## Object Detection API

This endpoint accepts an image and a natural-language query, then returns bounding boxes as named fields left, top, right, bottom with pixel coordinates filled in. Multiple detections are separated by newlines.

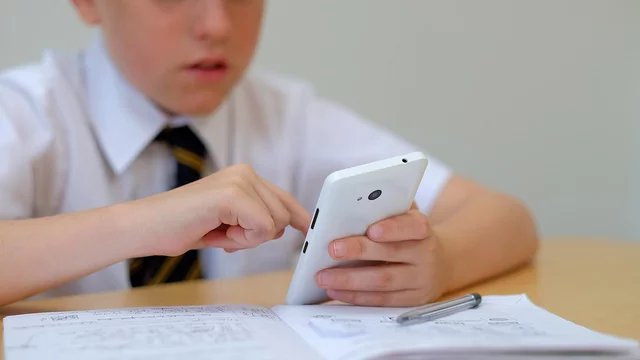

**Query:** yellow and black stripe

left=129, top=126, right=207, bottom=287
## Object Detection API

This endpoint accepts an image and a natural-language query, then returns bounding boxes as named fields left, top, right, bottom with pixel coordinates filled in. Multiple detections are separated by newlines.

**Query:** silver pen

left=395, top=293, right=482, bottom=325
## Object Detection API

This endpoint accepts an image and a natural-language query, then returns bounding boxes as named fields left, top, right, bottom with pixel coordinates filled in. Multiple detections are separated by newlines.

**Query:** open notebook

left=3, top=294, right=639, bottom=360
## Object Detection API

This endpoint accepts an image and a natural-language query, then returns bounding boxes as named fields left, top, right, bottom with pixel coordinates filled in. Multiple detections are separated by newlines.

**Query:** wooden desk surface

left=2, top=238, right=639, bottom=356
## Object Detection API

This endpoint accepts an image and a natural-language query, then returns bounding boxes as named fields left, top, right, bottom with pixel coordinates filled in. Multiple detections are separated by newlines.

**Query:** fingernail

left=332, top=241, right=346, bottom=258
left=369, top=225, right=383, bottom=240
left=318, top=272, right=332, bottom=287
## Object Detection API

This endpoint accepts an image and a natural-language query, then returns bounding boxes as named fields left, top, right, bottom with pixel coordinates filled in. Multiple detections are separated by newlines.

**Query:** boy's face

left=72, top=0, right=264, bottom=116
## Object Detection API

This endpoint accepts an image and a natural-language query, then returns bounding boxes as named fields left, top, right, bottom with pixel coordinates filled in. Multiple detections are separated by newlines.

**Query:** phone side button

left=302, top=241, right=309, bottom=254
left=311, top=208, right=320, bottom=229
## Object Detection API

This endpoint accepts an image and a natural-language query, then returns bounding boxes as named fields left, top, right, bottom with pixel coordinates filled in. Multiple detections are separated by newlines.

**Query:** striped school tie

left=129, top=125, right=207, bottom=287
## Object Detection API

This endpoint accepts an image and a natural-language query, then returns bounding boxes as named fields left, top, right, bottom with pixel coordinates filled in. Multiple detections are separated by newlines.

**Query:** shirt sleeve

left=0, top=83, right=55, bottom=219
left=291, top=96, right=452, bottom=216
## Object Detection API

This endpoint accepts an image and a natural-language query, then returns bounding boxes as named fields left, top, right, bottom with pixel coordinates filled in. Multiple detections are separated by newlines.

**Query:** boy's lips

left=185, top=57, right=229, bottom=83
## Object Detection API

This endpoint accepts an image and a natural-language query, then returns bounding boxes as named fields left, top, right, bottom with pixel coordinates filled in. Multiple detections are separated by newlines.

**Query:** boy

left=0, top=0, right=538, bottom=307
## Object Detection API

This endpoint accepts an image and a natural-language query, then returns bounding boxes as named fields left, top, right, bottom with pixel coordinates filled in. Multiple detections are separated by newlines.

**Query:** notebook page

left=3, top=305, right=322, bottom=360
left=273, top=294, right=639, bottom=360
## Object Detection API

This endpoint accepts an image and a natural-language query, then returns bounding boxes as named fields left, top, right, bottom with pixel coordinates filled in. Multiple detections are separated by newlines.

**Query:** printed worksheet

left=4, top=295, right=638, bottom=360
left=272, top=295, right=640, bottom=360
left=3, top=305, right=320, bottom=360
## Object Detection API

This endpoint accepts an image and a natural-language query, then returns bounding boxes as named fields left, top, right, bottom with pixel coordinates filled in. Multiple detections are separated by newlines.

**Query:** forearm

left=433, top=191, right=539, bottom=294
left=0, top=202, right=146, bottom=306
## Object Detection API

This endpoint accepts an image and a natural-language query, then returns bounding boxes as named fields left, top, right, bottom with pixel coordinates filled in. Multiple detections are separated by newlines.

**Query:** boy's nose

left=193, top=0, right=231, bottom=43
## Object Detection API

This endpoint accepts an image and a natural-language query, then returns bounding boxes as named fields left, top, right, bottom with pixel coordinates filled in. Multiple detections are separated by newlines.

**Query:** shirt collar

left=82, top=34, right=232, bottom=175
left=83, top=35, right=168, bottom=175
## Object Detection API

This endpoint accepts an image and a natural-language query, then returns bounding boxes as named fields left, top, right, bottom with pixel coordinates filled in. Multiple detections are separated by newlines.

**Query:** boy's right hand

left=0, top=163, right=310, bottom=306
left=134, top=164, right=311, bottom=257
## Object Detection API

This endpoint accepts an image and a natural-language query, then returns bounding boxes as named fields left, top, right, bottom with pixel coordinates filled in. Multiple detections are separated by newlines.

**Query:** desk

left=2, top=238, right=639, bottom=356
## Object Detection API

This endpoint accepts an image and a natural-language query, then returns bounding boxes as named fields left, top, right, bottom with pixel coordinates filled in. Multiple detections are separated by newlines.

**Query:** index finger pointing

left=262, top=180, right=312, bottom=235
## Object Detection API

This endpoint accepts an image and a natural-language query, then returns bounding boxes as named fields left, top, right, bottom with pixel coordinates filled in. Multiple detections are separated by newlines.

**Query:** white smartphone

left=285, top=151, right=428, bottom=305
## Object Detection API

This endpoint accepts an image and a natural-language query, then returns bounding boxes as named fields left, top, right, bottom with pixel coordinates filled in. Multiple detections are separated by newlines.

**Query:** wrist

left=431, top=228, right=457, bottom=296
left=124, top=189, right=205, bottom=257
left=107, top=200, right=156, bottom=259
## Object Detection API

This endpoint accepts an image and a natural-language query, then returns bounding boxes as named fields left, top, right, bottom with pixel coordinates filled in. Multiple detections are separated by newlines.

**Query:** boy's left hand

left=315, top=204, right=448, bottom=307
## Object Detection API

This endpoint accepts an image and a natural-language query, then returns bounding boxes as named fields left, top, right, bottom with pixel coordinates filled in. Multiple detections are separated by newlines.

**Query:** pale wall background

left=1, top=1, right=638, bottom=241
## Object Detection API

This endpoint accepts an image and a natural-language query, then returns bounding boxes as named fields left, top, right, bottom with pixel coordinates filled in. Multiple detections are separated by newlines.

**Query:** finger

left=316, top=264, right=419, bottom=292
left=251, top=177, right=292, bottom=237
left=226, top=225, right=284, bottom=248
left=222, top=228, right=282, bottom=253
left=227, top=224, right=267, bottom=248
left=262, top=180, right=312, bottom=234
left=201, top=227, right=246, bottom=248
left=326, top=289, right=430, bottom=307
left=203, top=226, right=284, bottom=251
left=367, top=209, right=430, bottom=242
left=329, top=236, right=420, bottom=263
left=217, top=185, right=276, bottom=247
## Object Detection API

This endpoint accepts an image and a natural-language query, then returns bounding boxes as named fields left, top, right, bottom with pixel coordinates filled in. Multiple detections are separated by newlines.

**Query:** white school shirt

left=0, top=36, right=451, bottom=300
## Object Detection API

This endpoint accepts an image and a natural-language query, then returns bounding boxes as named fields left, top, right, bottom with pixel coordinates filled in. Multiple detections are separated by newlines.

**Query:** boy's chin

left=158, top=96, right=225, bottom=118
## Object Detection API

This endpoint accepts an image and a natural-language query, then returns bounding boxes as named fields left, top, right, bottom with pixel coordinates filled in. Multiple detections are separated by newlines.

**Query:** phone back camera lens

left=368, top=190, right=382, bottom=201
